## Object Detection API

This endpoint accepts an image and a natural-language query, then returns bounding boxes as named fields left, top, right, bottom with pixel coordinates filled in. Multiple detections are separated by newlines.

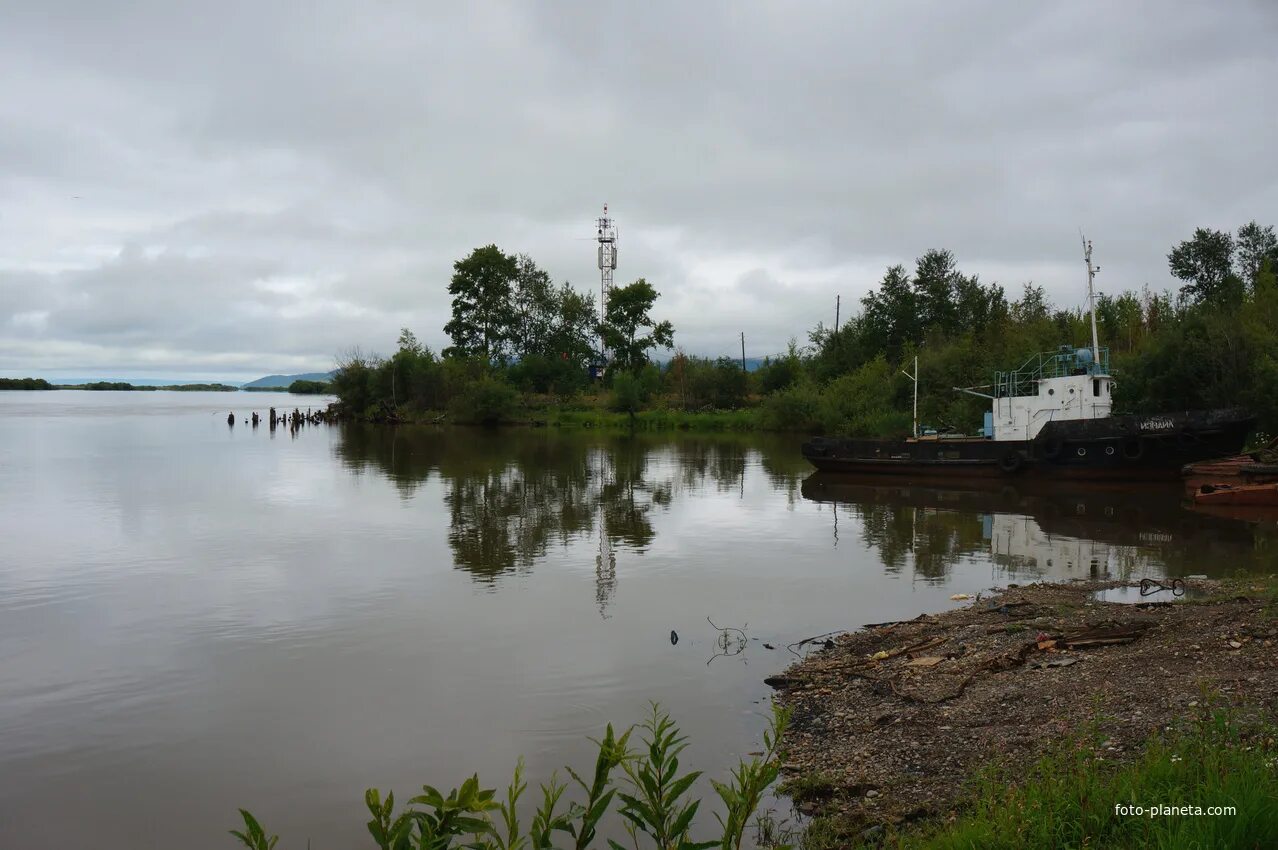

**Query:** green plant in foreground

left=229, top=809, right=279, bottom=850
left=365, top=775, right=499, bottom=850
left=565, top=722, right=632, bottom=850
left=613, top=704, right=712, bottom=850
left=230, top=703, right=792, bottom=850
left=713, top=706, right=790, bottom=850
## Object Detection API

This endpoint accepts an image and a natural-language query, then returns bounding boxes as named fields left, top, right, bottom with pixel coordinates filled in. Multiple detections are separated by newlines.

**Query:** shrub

left=680, top=357, right=749, bottom=410
left=758, top=380, right=823, bottom=432
left=755, top=350, right=802, bottom=395
left=449, top=377, right=519, bottom=425
left=819, top=356, right=911, bottom=437
left=507, top=353, right=589, bottom=397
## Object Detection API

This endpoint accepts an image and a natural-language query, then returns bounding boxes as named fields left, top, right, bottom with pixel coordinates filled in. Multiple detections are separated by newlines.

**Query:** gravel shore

left=767, top=578, right=1278, bottom=831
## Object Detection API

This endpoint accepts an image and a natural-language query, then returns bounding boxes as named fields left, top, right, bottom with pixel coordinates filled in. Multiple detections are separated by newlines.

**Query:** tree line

left=331, top=222, right=1278, bottom=435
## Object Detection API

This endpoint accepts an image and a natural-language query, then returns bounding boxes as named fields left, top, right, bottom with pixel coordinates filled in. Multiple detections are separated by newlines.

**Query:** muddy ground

left=767, top=579, right=1278, bottom=831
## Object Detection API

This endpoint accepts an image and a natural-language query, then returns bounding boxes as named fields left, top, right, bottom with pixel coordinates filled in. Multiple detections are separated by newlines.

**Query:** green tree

left=601, top=278, right=674, bottom=372
left=1236, top=221, right=1278, bottom=287
left=913, top=248, right=961, bottom=334
left=397, top=327, right=423, bottom=356
left=1011, top=284, right=1050, bottom=324
left=508, top=255, right=557, bottom=361
left=858, top=264, right=917, bottom=361
left=444, top=245, right=519, bottom=362
left=1168, top=227, right=1240, bottom=304
left=548, top=284, right=598, bottom=369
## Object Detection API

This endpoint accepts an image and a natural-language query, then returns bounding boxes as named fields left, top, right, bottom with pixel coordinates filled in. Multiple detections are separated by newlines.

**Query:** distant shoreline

left=2, top=376, right=335, bottom=394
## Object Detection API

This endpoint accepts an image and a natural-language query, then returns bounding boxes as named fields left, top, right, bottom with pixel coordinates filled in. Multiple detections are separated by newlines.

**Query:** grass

left=777, top=772, right=839, bottom=807
left=798, top=703, right=1278, bottom=850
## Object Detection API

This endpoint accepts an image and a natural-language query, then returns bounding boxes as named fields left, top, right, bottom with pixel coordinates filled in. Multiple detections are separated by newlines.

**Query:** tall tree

left=397, top=327, right=423, bottom=355
left=509, top=254, right=557, bottom=360
left=601, top=278, right=675, bottom=372
left=1235, top=221, right=1278, bottom=287
left=549, top=283, right=599, bottom=368
left=443, top=245, right=518, bottom=362
left=913, top=249, right=961, bottom=334
left=1168, top=227, right=1239, bottom=304
left=1011, top=284, right=1050, bottom=324
left=859, top=264, right=917, bottom=360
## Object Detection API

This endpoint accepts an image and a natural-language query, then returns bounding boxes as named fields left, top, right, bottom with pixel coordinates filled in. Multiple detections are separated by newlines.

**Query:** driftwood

left=1060, top=625, right=1149, bottom=649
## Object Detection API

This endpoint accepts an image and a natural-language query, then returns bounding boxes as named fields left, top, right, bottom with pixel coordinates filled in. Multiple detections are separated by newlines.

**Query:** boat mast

left=1082, top=234, right=1101, bottom=368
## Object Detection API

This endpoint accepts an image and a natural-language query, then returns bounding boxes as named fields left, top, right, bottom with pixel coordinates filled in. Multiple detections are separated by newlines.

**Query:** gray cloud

left=2, top=0, right=1275, bottom=379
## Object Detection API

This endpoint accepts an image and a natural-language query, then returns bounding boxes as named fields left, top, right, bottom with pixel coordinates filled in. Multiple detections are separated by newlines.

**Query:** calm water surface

left=2, top=391, right=1275, bottom=848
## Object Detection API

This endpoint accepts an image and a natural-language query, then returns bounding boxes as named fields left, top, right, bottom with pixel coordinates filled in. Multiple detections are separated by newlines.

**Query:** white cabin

left=986, top=347, right=1113, bottom=442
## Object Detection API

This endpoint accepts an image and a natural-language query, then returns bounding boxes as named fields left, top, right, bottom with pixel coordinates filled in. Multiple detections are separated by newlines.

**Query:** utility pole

left=740, top=332, right=746, bottom=372
left=834, top=294, right=841, bottom=336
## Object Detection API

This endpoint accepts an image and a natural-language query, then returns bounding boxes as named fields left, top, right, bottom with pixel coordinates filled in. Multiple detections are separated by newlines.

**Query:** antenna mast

left=597, top=204, right=618, bottom=363
left=1081, top=233, right=1101, bottom=368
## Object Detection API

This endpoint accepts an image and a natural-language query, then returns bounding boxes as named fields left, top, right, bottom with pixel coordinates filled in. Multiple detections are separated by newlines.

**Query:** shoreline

left=766, top=577, right=1278, bottom=844
left=337, top=401, right=786, bottom=431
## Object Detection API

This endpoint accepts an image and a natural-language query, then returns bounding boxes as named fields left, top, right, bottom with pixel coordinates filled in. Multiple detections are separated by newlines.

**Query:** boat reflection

left=801, top=473, right=1275, bottom=582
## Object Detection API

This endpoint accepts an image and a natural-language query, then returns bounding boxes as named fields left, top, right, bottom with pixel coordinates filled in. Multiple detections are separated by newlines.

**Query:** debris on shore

left=767, top=579, right=1278, bottom=830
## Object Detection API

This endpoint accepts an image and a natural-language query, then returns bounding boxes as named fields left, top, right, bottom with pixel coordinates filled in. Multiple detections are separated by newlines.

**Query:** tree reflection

left=333, top=426, right=763, bottom=613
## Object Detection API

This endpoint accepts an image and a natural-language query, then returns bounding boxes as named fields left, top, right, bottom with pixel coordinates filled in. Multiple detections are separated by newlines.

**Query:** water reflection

left=801, top=474, right=1276, bottom=582
left=332, top=427, right=790, bottom=615
left=5, top=394, right=1277, bottom=850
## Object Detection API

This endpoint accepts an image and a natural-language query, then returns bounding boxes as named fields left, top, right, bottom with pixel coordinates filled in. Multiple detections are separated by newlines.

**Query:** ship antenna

left=1081, top=231, right=1101, bottom=370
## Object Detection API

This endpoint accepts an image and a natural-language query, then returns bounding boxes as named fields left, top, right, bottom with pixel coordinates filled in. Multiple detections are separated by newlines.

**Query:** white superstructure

left=991, top=366, right=1114, bottom=442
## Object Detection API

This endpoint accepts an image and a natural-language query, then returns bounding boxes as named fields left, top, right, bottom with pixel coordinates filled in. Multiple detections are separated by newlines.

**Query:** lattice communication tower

left=597, top=204, right=617, bottom=360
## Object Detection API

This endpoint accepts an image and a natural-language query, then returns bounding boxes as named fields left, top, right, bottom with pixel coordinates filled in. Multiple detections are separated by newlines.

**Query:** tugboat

left=802, top=240, right=1255, bottom=480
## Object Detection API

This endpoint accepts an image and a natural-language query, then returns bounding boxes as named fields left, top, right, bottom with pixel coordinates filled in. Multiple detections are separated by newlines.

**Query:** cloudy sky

left=2, top=1, right=1275, bottom=381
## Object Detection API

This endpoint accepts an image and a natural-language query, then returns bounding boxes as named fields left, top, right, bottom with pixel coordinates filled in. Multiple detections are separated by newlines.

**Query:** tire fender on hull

left=998, top=450, right=1025, bottom=474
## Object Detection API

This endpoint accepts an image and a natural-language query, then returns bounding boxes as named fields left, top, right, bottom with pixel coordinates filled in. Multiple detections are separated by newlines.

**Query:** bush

left=331, top=353, right=376, bottom=414
left=609, top=371, right=644, bottom=417
left=507, top=353, right=589, bottom=397
left=819, top=356, right=911, bottom=437
left=679, top=357, right=749, bottom=410
left=758, top=380, right=823, bottom=432
left=449, top=377, right=519, bottom=425
left=755, top=351, right=802, bottom=394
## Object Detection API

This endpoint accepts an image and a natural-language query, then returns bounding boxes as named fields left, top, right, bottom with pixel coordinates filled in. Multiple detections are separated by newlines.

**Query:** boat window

left=1048, top=388, right=1054, bottom=396
left=1093, top=379, right=1100, bottom=397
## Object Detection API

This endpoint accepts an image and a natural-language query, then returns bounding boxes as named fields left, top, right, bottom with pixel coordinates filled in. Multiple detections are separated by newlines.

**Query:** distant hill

left=242, top=371, right=335, bottom=389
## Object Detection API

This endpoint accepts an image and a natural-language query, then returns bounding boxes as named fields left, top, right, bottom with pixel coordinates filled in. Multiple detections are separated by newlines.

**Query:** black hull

left=802, top=408, right=1255, bottom=481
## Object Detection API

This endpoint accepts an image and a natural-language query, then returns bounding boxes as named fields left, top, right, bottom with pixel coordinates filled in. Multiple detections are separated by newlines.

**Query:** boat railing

left=994, top=346, right=1110, bottom=398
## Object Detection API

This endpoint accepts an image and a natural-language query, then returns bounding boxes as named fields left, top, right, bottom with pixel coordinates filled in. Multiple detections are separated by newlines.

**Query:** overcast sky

left=2, top=1, right=1275, bottom=381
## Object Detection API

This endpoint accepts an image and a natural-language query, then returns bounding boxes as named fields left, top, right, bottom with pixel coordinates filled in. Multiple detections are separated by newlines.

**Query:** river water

left=1, top=391, right=1274, bottom=848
